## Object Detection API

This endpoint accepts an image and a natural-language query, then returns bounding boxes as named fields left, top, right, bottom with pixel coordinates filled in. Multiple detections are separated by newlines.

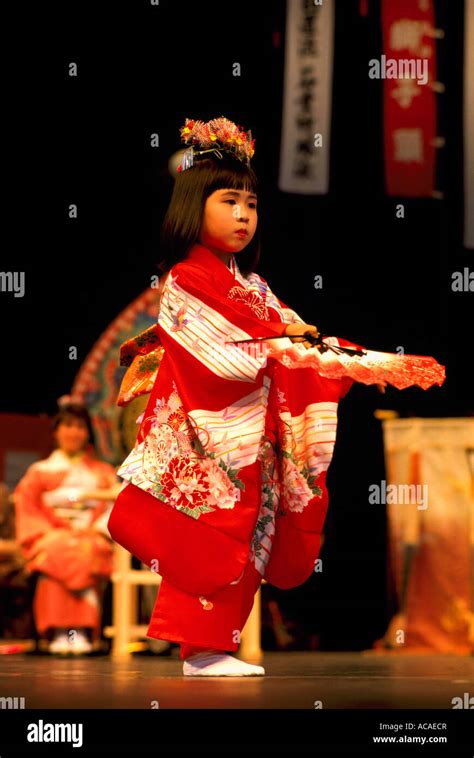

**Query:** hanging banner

left=278, top=0, right=334, bottom=195
left=465, top=0, right=474, bottom=248
left=380, top=0, right=439, bottom=196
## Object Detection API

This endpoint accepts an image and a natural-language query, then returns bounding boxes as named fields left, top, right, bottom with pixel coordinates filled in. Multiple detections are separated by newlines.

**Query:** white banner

left=278, top=0, right=334, bottom=195
left=465, top=0, right=474, bottom=248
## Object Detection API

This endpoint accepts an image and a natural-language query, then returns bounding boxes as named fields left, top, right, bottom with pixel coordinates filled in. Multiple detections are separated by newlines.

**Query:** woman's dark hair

left=158, top=153, right=260, bottom=276
left=52, top=403, right=96, bottom=452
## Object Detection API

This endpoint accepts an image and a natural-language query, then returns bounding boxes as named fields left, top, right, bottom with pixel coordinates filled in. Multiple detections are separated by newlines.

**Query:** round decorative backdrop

left=72, top=288, right=159, bottom=464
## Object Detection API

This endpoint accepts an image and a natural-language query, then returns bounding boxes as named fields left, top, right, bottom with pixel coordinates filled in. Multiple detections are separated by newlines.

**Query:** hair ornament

left=177, top=116, right=255, bottom=172
left=57, top=394, right=86, bottom=409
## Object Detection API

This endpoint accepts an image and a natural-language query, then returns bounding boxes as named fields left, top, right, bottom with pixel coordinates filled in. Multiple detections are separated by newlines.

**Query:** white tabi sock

left=182, top=651, right=265, bottom=677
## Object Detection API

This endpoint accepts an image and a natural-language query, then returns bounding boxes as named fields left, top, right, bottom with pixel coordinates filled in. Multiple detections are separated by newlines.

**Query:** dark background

left=1, top=0, right=471, bottom=649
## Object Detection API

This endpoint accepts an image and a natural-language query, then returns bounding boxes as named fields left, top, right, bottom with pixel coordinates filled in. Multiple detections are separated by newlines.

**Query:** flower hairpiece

left=177, top=116, right=255, bottom=172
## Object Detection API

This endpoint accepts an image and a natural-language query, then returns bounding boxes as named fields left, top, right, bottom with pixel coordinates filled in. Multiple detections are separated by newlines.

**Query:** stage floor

left=1, top=651, right=473, bottom=709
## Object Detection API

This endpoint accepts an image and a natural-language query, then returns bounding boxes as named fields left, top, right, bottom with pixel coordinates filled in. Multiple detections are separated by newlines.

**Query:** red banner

left=381, top=0, right=438, bottom=196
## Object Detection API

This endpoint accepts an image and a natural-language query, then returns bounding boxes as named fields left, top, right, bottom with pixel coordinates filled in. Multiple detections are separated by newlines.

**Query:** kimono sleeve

left=258, top=273, right=307, bottom=325
left=275, top=296, right=307, bottom=325
left=157, top=266, right=287, bottom=383
left=13, top=465, right=57, bottom=548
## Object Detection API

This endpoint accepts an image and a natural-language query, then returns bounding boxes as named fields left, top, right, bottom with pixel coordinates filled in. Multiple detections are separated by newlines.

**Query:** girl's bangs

left=204, top=161, right=258, bottom=197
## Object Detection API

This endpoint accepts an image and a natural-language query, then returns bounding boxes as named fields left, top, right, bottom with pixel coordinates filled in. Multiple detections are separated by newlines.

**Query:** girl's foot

left=48, top=627, right=92, bottom=655
left=183, top=650, right=265, bottom=676
left=68, top=628, right=92, bottom=654
left=48, top=629, right=70, bottom=654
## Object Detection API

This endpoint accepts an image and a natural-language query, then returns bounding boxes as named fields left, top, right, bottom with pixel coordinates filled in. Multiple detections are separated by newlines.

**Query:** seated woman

left=13, top=398, right=121, bottom=654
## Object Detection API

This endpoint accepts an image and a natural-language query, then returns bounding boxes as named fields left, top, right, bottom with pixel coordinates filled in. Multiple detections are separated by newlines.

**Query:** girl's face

left=54, top=417, right=89, bottom=455
left=198, top=188, right=257, bottom=253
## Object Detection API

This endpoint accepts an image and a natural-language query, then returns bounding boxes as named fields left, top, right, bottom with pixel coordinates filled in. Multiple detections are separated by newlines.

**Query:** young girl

left=108, top=117, right=445, bottom=676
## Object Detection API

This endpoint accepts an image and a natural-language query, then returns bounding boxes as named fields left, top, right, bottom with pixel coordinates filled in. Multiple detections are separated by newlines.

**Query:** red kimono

left=109, top=243, right=445, bottom=655
left=14, top=449, right=117, bottom=642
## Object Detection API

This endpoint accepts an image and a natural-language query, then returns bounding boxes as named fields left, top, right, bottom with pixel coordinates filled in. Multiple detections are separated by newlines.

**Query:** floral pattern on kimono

left=249, top=437, right=279, bottom=577
left=274, top=387, right=326, bottom=514
left=117, top=382, right=246, bottom=520
left=226, top=285, right=270, bottom=320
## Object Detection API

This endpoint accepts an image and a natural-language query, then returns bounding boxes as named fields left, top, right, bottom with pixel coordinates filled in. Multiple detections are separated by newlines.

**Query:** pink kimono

left=14, top=448, right=117, bottom=642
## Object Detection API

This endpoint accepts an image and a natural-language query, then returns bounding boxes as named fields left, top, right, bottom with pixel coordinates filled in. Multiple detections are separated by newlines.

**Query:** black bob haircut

left=157, top=153, right=260, bottom=277
left=52, top=403, right=96, bottom=452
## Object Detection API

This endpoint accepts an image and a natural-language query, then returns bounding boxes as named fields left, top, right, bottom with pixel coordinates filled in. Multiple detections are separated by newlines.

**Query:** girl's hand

left=284, top=323, right=319, bottom=350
